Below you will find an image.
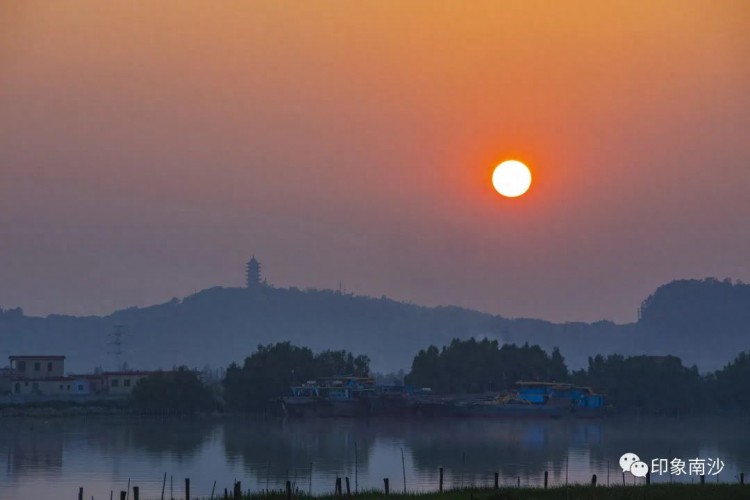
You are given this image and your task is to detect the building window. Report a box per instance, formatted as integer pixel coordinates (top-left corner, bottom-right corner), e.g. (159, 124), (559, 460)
(111, 379), (119, 387)
(17, 361), (26, 372)
(78, 384), (84, 391)
(34, 362), (40, 371)
(124, 379), (131, 387)
(48, 362), (53, 372)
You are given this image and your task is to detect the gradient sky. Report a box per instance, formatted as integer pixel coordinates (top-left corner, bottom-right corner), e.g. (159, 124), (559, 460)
(1, 1), (748, 323)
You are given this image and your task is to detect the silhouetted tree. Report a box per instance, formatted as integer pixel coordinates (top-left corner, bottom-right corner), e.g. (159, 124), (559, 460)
(713, 351), (750, 411)
(405, 338), (569, 394)
(572, 354), (706, 415)
(223, 342), (371, 411)
(132, 367), (216, 414)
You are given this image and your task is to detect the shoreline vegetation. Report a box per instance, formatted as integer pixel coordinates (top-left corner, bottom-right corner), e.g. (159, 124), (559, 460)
(4, 337), (750, 417)
(79, 484), (750, 500)
(3, 402), (750, 420)
(255, 485), (749, 500)
(253, 485), (749, 500)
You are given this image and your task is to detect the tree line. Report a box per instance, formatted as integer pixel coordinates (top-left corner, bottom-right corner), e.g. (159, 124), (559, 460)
(131, 338), (750, 416)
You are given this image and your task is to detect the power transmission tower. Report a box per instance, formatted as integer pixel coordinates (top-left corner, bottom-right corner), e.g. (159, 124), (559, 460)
(107, 324), (128, 371)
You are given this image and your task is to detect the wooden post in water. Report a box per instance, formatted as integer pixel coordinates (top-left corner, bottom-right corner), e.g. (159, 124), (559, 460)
(591, 474), (597, 487)
(345, 477), (351, 497)
(700, 475), (705, 485)
(120, 492), (126, 500)
(335, 477), (342, 496)
(286, 480), (292, 500)
(133, 486), (139, 500)
(401, 447), (407, 494)
(544, 471), (548, 489)
(607, 460), (610, 486)
(354, 442), (359, 494)
(494, 472), (499, 489)
(185, 478), (190, 500)
(517, 476), (520, 488)
(224, 488), (228, 499)
(460, 452), (466, 488)
(439, 467), (444, 493)
(79, 487), (84, 500)
(234, 481), (241, 499)
(384, 478), (389, 495)
(622, 472), (625, 486)
(741, 473), (745, 485)
(161, 472), (166, 500)
(646, 471), (650, 485)
(210, 480), (216, 500)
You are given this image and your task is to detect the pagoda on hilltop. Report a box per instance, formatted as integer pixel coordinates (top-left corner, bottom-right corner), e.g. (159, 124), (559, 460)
(246, 256), (262, 288)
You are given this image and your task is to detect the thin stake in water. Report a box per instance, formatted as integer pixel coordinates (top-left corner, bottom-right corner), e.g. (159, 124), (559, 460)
(354, 441), (358, 494)
(607, 459), (610, 486)
(460, 451), (466, 488)
(401, 447), (407, 493)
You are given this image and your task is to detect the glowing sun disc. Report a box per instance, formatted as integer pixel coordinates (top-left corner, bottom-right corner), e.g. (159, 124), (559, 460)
(492, 160), (532, 197)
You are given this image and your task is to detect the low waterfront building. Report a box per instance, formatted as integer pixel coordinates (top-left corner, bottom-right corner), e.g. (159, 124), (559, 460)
(66, 374), (106, 395)
(7, 355), (71, 396)
(9, 355), (66, 379)
(102, 371), (153, 395)
(5, 354), (159, 398)
(0, 367), (12, 394)
(11, 377), (75, 396)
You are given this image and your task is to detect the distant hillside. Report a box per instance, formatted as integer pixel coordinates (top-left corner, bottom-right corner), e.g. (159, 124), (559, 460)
(636, 278), (750, 369)
(1, 278), (747, 374)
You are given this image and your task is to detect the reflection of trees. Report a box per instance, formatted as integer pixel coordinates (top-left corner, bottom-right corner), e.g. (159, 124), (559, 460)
(405, 419), (578, 482)
(2, 414), (748, 491)
(222, 418), (374, 487)
(0, 420), (64, 475)
(587, 417), (702, 469)
(0, 417), (216, 475)
(66, 417), (215, 462)
(406, 417), (750, 485)
(713, 416), (750, 469)
(126, 418), (217, 460)
(587, 416), (750, 476)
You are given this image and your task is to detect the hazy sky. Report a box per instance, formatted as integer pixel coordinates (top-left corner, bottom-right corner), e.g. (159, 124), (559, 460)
(1, 1), (748, 323)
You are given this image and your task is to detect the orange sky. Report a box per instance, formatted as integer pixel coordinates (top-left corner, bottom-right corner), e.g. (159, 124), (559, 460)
(1, 1), (748, 322)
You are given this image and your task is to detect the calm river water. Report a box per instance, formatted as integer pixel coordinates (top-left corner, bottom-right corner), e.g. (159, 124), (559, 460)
(1, 415), (749, 499)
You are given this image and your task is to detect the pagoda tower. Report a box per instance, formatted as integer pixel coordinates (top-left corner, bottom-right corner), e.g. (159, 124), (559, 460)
(246, 256), (262, 288)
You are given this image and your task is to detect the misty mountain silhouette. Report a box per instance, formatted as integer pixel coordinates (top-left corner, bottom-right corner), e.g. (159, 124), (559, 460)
(1, 278), (746, 374)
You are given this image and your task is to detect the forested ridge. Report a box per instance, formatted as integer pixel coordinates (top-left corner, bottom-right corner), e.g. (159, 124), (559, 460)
(1, 278), (748, 374)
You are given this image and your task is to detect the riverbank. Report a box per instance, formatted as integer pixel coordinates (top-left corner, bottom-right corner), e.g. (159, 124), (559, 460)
(0, 399), (131, 417)
(235, 485), (747, 500)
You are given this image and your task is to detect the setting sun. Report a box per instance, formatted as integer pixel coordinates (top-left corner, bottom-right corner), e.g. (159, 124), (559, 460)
(492, 160), (532, 198)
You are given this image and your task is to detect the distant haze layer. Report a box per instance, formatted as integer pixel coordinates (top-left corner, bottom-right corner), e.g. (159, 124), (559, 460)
(0, 1), (748, 322)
